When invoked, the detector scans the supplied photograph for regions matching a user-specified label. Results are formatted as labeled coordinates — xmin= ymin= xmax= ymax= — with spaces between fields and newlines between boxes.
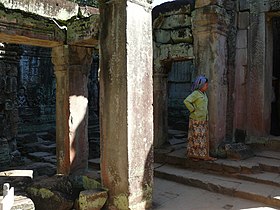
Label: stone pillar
xmin=153 ymin=68 xmax=168 ymax=148
xmin=246 ymin=6 xmax=270 ymax=136
xmin=192 ymin=2 xmax=230 ymax=154
xmin=51 ymin=45 xmax=93 ymax=175
xmin=99 ymin=0 xmax=153 ymax=209
xmin=0 ymin=44 xmax=20 ymax=165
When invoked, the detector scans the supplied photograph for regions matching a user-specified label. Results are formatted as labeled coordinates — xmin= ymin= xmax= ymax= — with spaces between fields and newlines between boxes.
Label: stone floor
xmin=0 ymin=129 xmax=280 ymax=209
xmin=152 ymin=131 xmax=280 ymax=209
xmin=153 ymin=177 xmax=278 ymax=210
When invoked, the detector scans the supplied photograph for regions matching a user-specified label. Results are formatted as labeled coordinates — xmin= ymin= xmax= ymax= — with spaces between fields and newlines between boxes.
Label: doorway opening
xmin=167 ymin=60 xmax=194 ymax=132
xmin=270 ymin=17 xmax=280 ymax=136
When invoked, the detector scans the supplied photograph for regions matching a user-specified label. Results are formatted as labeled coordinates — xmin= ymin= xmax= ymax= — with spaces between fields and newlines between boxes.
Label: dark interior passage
xmin=271 ymin=17 xmax=280 ymax=136
xmin=167 ymin=60 xmax=193 ymax=131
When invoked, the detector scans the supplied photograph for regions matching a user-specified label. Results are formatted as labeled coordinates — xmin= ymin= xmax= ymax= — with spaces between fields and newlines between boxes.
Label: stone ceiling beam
xmin=0 ymin=8 xmax=66 ymax=47
xmin=67 ymin=15 xmax=99 ymax=48
xmin=0 ymin=0 xmax=78 ymax=21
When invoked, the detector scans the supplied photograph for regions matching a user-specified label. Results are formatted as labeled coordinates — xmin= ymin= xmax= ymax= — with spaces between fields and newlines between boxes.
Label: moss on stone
xmin=143 ymin=183 xmax=153 ymax=201
xmin=27 ymin=187 xmax=54 ymax=199
xmin=38 ymin=188 xmax=54 ymax=199
xmin=82 ymin=176 xmax=102 ymax=190
xmin=79 ymin=194 xmax=107 ymax=210
xmin=113 ymin=194 xmax=129 ymax=210
xmin=67 ymin=14 xmax=99 ymax=42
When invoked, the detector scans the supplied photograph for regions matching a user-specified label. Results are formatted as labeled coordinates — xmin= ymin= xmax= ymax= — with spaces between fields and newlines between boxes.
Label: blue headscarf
xmin=191 ymin=75 xmax=208 ymax=92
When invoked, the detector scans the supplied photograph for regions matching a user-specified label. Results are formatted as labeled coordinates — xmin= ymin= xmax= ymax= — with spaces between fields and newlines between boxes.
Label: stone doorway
xmin=271 ymin=17 xmax=280 ymax=136
xmin=167 ymin=60 xmax=193 ymax=131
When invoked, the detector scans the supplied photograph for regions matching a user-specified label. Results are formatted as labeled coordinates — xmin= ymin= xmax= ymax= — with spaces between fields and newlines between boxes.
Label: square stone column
xmin=192 ymin=3 xmax=230 ymax=154
xmin=153 ymin=70 xmax=168 ymax=148
xmin=51 ymin=45 xmax=93 ymax=175
xmin=99 ymin=0 xmax=153 ymax=209
xmin=246 ymin=11 xmax=270 ymax=136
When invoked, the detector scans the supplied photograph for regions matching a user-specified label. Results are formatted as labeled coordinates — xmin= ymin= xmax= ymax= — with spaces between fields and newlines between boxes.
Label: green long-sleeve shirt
xmin=183 ymin=90 xmax=208 ymax=121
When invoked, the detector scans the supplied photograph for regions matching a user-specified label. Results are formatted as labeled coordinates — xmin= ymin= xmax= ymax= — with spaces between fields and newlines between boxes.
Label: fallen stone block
xmin=225 ymin=143 xmax=255 ymax=160
xmin=77 ymin=188 xmax=108 ymax=210
xmin=26 ymin=187 xmax=73 ymax=210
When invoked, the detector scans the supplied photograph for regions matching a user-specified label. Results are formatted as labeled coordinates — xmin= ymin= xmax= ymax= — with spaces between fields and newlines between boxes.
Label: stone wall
xmin=0 ymin=43 xmax=20 ymax=167
xmin=153 ymin=0 xmax=195 ymax=146
xmin=0 ymin=43 xmax=100 ymax=166
xmin=233 ymin=0 xmax=280 ymax=140
xmin=17 ymin=45 xmax=56 ymax=134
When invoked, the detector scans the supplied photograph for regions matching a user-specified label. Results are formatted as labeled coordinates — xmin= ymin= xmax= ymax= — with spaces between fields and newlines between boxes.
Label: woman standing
xmin=183 ymin=75 xmax=216 ymax=161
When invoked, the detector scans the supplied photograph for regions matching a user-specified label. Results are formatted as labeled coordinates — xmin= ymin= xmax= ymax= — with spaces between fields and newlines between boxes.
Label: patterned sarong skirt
xmin=187 ymin=119 xmax=209 ymax=159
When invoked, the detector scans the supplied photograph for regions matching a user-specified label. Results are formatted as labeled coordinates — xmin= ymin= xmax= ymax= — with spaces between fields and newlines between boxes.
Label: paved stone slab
xmin=153 ymin=177 xmax=278 ymax=210
xmin=238 ymin=171 xmax=280 ymax=187
xmin=27 ymin=152 xmax=54 ymax=161
xmin=157 ymin=147 xmax=280 ymax=174
xmin=154 ymin=164 xmax=280 ymax=208
xmin=255 ymin=150 xmax=280 ymax=160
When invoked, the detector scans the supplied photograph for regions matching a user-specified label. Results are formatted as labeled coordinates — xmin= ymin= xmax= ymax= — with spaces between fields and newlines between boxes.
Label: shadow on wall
xmin=143 ymin=146 xmax=154 ymax=209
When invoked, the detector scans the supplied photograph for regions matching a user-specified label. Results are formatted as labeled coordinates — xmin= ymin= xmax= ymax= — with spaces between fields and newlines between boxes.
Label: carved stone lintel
xmin=261 ymin=0 xmax=280 ymax=12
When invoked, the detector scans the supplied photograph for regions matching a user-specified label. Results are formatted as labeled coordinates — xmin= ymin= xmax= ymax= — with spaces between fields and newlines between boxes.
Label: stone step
xmin=155 ymin=147 xmax=280 ymax=174
xmin=154 ymin=164 xmax=280 ymax=208
xmin=248 ymin=136 xmax=280 ymax=152
xmin=88 ymin=158 xmax=100 ymax=170
xmin=255 ymin=150 xmax=280 ymax=160
xmin=235 ymin=171 xmax=280 ymax=188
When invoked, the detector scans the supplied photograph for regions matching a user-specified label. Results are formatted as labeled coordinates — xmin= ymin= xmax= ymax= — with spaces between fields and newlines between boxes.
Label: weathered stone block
xmin=171 ymin=28 xmax=193 ymax=43
xmin=195 ymin=0 xmax=224 ymax=9
xmin=154 ymin=43 xmax=193 ymax=61
xmin=160 ymin=14 xmax=191 ymax=30
xmin=239 ymin=0 xmax=249 ymax=11
xmin=235 ymin=48 xmax=247 ymax=82
xmin=27 ymin=187 xmax=73 ymax=210
xmin=238 ymin=12 xmax=249 ymax=29
xmin=0 ymin=0 xmax=79 ymax=21
xmin=26 ymin=175 xmax=74 ymax=210
xmin=5 ymin=77 xmax=17 ymax=94
xmin=70 ymin=175 xmax=102 ymax=191
xmin=0 ymin=138 xmax=10 ymax=168
xmin=0 ymin=8 xmax=65 ymax=47
xmin=67 ymin=15 xmax=99 ymax=47
xmin=154 ymin=29 xmax=171 ymax=44
xmin=270 ymin=0 xmax=280 ymax=11
xmin=77 ymin=189 xmax=108 ymax=210
xmin=236 ymin=30 xmax=247 ymax=49
xmin=225 ymin=143 xmax=254 ymax=160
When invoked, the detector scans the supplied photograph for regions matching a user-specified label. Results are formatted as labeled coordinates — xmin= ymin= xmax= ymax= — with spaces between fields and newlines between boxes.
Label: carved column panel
xmin=246 ymin=3 xmax=269 ymax=136
xmin=51 ymin=45 xmax=93 ymax=175
xmin=0 ymin=43 xmax=20 ymax=167
xmin=99 ymin=0 xmax=153 ymax=209
xmin=193 ymin=3 xmax=230 ymax=154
